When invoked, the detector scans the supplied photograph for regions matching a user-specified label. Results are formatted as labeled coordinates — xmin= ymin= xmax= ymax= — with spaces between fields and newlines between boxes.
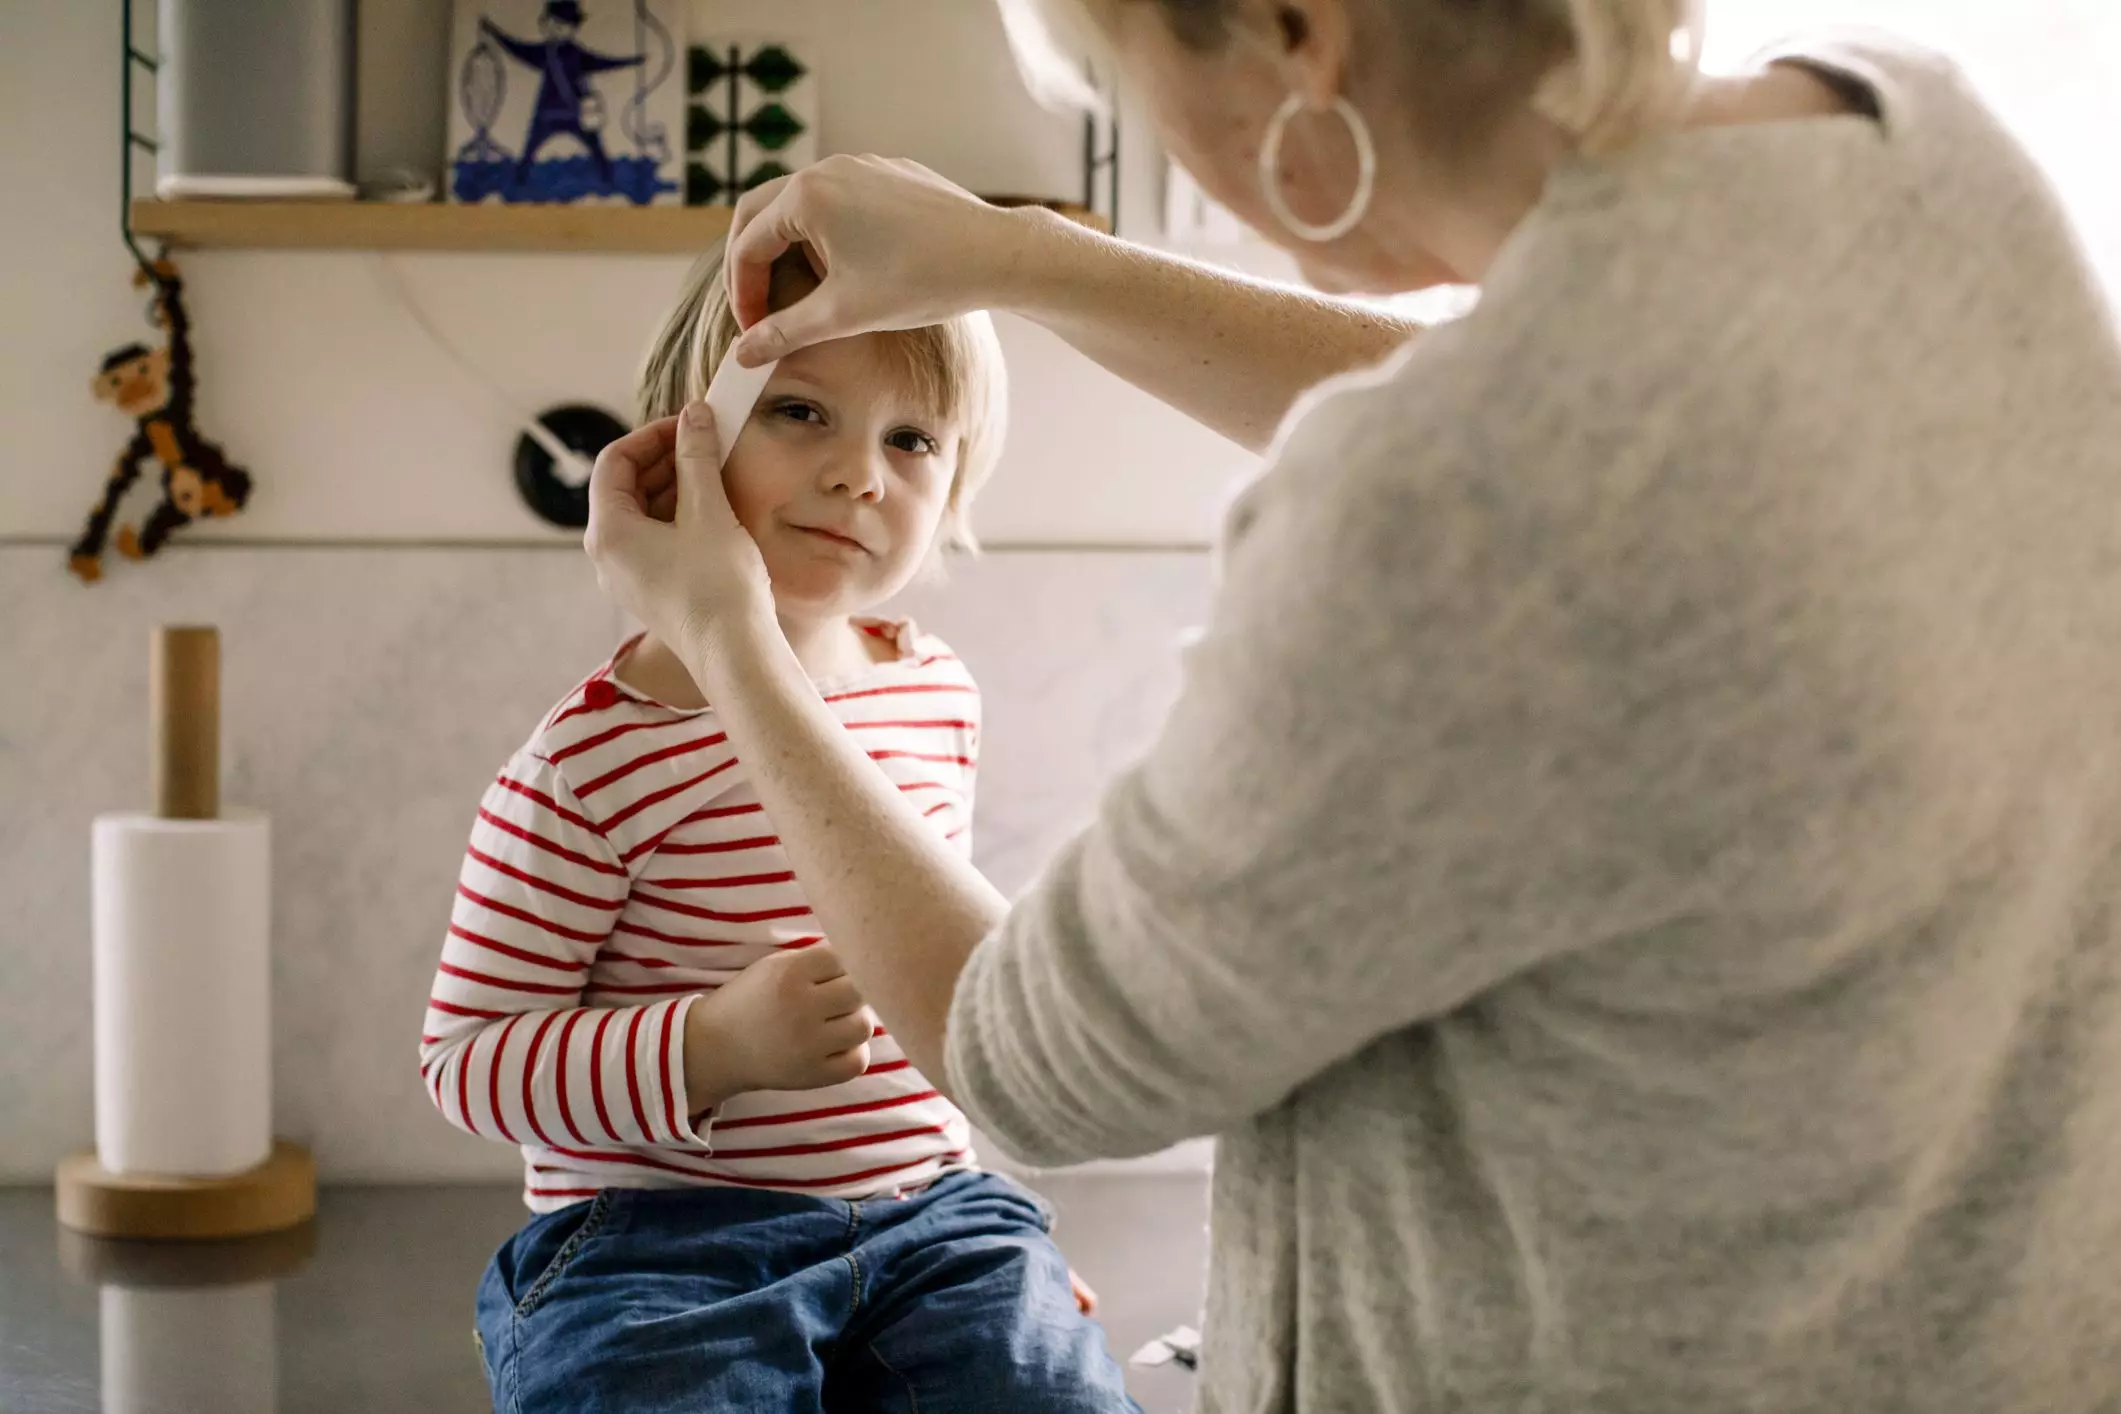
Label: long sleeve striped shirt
xmin=420 ymin=621 xmax=978 ymax=1212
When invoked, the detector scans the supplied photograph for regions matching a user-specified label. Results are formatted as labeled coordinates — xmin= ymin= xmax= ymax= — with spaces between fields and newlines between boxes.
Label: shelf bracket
xmin=121 ymin=0 xmax=164 ymax=275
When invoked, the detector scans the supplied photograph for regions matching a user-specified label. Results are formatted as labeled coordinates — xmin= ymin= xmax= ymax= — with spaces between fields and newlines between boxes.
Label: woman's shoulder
xmin=1752 ymin=27 xmax=1979 ymax=126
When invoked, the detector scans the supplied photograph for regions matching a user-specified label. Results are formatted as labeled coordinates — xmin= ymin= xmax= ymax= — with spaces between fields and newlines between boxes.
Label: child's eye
xmin=887 ymin=428 xmax=940 ymax=456
xmin=772 ymin=399 xmax=825 ymax=426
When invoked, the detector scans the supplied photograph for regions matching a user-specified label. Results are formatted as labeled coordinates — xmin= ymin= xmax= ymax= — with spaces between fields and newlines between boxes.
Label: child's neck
xmin=778 ymin=611 xmax=885 ymax=684
xmin=618 ymin=613 xmax=886 ymax=710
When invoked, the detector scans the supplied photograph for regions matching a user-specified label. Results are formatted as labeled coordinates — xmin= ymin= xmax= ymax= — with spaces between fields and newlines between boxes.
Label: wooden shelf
xmin=130 ymin=200 xmax=737 ymax=254
xmin=129 ymin=197 xmax=1109 ymax=254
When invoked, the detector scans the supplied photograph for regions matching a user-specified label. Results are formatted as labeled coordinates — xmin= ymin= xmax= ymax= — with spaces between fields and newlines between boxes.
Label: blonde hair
xmin=638 ymin=243 xmax=1008 ymax=555
xmin=999 ymin=0 xmax=1703 ymax=157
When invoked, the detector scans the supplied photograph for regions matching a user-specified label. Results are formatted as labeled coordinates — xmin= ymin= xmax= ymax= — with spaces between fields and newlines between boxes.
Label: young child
xmin=420 ymin=245 xmax=1139 ymax=1413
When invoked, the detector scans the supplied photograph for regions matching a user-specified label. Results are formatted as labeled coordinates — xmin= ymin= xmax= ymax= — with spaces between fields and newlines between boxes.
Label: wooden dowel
xmin=151 ymin=626 xmax=219 ymax=820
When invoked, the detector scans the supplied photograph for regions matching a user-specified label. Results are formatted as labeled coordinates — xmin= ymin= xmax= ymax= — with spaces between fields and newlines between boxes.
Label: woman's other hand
xmin=723 ymin=155 xmax=1036 ymax=365
xmin=583 ymin=403 xmax=772 ymax=656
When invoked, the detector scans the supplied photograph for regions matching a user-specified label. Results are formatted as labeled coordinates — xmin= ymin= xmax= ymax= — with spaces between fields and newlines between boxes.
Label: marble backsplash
xmin=0 ymin=544 xmax=1214 ymax=1182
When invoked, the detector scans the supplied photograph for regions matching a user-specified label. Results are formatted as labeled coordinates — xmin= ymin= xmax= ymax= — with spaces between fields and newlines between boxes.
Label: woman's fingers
xmin=732 ymin=288 xmax=852 ymax=369
xmin=726 ymin=173 xmax=799 ymax=330
xmin=605 ymin=413 xmax=681 ymax=466
xmin=591 ymin=416 xmax=679 ymax=510
xmin=724 ymin=154 xmax=1008 ymax=366
xmin=639 ymin=444 xmax=677 ymax=496
xmin=584 ymin=418 xmax=679 ymax=575
xmin=586 ymin=426 xmax=655 ymax=527
xmin=638 ymin=443 xmax=678 ymax=521
xmin=727 ymin=170 xmax=794 ymax=245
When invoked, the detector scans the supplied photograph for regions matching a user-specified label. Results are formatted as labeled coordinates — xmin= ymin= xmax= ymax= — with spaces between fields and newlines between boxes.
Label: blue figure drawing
xmin=453 ymin=0 xmax=677 ymax=206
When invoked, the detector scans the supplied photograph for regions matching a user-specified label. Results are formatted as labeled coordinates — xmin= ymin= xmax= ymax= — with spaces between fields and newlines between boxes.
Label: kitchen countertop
xmin=0 ymin=1174 xmax=1208 ymax=1413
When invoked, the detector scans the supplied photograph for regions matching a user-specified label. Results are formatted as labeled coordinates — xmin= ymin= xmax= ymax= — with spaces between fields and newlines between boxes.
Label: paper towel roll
xmin=92 ymin=811 xmax=272 ymax=1177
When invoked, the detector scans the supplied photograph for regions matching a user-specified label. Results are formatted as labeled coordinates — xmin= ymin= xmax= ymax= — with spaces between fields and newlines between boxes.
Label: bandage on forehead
xmin=702 ymin=354 xmax=776 ymax=469
xmin=699 ymin=245 xmax=820 ymax=468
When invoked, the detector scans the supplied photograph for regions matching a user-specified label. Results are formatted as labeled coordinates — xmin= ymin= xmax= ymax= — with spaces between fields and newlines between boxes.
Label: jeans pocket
xmin=514 ymin=1190 xmax=617 ymax=1320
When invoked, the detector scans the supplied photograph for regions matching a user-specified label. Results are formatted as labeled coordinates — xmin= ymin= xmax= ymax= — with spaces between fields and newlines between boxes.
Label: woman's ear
xmin=1274 ymin=0 xmax=1350 ymax=105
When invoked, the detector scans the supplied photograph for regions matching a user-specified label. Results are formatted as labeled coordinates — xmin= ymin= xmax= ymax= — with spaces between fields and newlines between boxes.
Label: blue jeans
xmin=475 ymin=1172 xmax=1142 ymax=1413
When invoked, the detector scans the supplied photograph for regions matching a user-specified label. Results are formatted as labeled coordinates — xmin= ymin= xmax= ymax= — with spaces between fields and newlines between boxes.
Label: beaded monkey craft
xmin=72 ymin=259 xmax=253 ymax=583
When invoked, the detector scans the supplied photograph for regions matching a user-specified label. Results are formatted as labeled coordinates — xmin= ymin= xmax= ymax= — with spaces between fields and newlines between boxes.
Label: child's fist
xmin=683 ymin=944 xmax=876 ymax=1110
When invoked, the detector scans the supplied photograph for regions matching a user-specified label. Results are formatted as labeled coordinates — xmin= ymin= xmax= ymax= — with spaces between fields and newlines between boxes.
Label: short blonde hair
xmin=638 ymin=243 xmax=1008 ymax=554
xmin=1000 ymin=0 xmax=1703 ymax=158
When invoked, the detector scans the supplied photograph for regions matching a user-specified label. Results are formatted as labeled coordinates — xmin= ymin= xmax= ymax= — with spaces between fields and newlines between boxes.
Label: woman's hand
xmin=582 ymin=403 xmax=773 ymax=655
xmin=723 ymin=154 xmax=1046 ymax=365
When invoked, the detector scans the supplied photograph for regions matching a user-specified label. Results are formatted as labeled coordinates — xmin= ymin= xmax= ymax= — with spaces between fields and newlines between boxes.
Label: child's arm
xmin=418 ymin=752 xmax=708 ymax=1150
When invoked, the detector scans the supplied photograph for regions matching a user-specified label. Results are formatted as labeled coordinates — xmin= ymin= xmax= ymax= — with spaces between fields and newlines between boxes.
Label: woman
xmin=585 ymin=0 xmax=2121 ymax=1408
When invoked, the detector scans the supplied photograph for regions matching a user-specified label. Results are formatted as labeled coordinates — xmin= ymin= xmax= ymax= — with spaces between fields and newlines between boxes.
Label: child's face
xmin=720 ymin=333 xmax=960 ymax=619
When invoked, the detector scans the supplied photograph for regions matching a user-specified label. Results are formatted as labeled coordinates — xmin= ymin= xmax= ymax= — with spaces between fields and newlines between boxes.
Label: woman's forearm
xmin=684 ymin=612 xmax=1005 ymax=1095
xmin=1000 ymin=208 xmax=1420 ymax=454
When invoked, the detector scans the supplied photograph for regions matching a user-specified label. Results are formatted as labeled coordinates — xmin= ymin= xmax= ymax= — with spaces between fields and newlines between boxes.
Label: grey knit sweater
xmin=946 ymin=34 xmax=2121 ymax=1414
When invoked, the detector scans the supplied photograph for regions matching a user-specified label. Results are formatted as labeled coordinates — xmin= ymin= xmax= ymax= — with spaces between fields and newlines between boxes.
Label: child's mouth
xmin=793 ymin=525 xmax=868 ymax=554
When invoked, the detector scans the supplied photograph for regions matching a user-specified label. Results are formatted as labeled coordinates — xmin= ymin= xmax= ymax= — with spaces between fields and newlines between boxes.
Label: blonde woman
xmin=583 ymin=0 xmax=2121 ymax=1408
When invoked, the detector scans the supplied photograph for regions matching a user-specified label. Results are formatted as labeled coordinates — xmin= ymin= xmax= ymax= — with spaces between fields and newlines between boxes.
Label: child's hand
xmin=683 ymin=944 xmax=877 ymax=1110
xmin=1069 ymin=1268 xmax=1099 ymax=1316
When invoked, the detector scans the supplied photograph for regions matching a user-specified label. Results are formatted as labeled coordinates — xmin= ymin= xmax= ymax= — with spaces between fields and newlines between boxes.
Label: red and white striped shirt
xmin=419 ymin=620 xmax=979 ymax=1212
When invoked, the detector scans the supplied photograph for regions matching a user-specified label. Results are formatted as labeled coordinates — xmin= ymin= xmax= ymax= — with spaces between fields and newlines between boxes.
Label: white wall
xmin=0 ymin=1 xmax=1232 ymax=1182
xmin=1 ymin=0 xmax=1256 ymax=547
xmin=0 ymin=544 xmax=1218 ymax=1184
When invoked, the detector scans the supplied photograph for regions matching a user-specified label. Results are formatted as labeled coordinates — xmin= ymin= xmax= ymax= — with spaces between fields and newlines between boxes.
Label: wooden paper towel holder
xmin=58 ymin=626 xmax=317 ymax=1240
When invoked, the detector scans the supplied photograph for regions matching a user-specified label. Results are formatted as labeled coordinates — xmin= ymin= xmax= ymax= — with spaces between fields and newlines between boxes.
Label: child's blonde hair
xmin=639 ymin=243 xmax=1008 ymax=555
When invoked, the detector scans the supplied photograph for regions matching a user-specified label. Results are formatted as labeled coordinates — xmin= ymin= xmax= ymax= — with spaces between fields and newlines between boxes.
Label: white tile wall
xmin=0 ymin=545 xmax=1214 ymax=1182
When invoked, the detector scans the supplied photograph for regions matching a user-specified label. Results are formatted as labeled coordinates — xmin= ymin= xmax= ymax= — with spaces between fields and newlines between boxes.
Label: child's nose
xmin=820 ymin=449 xmax=886 ymax=501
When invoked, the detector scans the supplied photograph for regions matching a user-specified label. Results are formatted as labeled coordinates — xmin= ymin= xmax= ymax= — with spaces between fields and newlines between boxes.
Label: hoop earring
xmin=1257 ymin=92 xmax=1376 ymax=243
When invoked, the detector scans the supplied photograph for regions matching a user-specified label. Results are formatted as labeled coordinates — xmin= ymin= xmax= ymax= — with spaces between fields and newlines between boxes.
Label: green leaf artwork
xmin=684 ymin=41 xmax=817 ymax=206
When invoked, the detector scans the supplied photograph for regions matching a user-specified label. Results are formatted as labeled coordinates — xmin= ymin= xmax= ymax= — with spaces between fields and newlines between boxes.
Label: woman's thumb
xmin=731 ymin=291 xmax=846 ymax=368
xmin=674 ymin=399 xmax=748 ymax=536
xmin=676 ymin=400 xmax=726 ymax=492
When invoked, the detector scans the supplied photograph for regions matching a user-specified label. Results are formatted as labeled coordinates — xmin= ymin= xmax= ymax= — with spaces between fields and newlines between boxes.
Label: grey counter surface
xmin=0 ymin=1175 xmax=1207 ymax=1413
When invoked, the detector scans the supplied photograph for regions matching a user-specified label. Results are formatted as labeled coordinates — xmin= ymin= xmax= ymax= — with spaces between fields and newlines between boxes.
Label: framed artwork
xmin=448 ymin=0 xmax=686 ymax=205
xmin=685 ymin=39 xmax=816 ymax=207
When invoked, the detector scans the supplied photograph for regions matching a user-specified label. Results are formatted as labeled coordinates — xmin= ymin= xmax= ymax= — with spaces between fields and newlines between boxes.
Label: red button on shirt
xmin=582 ymin=679 xmax=619 ymax=710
